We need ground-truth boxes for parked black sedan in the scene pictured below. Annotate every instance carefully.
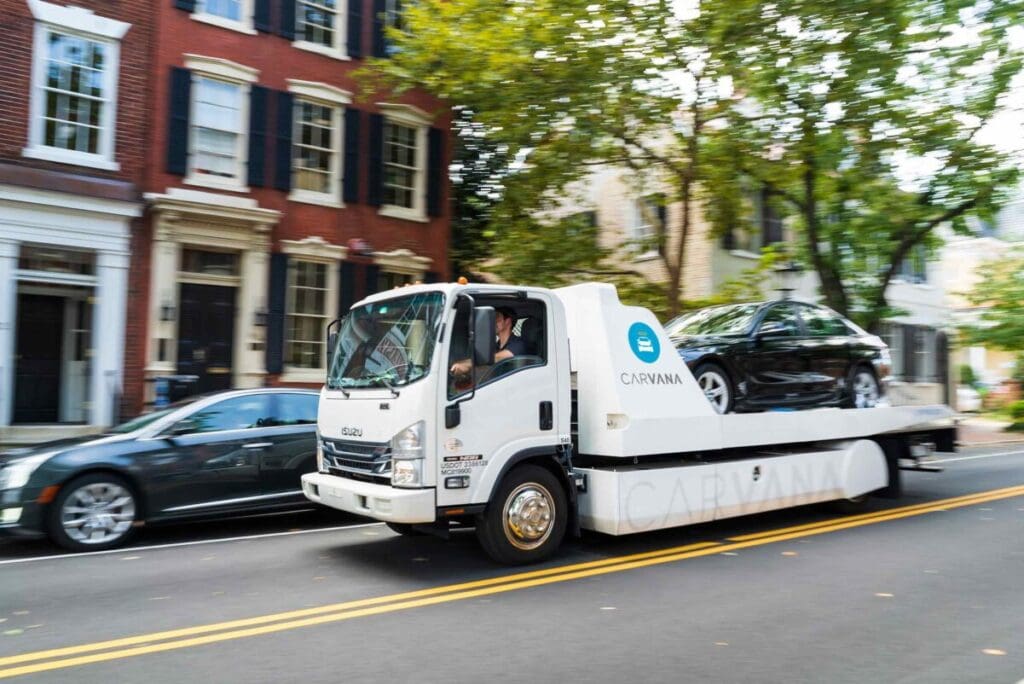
[0,388,321,551]
[665,300,891,414]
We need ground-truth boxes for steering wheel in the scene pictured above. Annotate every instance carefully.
[478,356,544,384]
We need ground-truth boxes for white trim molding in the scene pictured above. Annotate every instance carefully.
[281,236,348,262]
[183,54,260,83]
[373,248,432,275]
[28,0,131,39]
[377,103,433,126]
[287,80,353,106]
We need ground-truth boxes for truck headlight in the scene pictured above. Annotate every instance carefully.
[316,436,327,473]
[0,452,55,491]
[391,421,425,488]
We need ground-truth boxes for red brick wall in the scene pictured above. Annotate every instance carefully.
[0,0,153,186]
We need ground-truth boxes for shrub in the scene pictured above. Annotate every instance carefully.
[1010,400,1024,422]
[959,364,977,387]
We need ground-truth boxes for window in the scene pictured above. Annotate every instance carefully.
[798,306,849,337]
[292,100,339,199]
[198,0,242,21]
[189,76,246,185]
[723,186,783,254]
[758,304,800,336]
[185,395,273,433]
[895,245,928,284]
[378,271,414,291]
[286,261,329,369]
[272,394,319,426]
[630,195,664,258]
[383,121,419,210]
[18,245,95,275]
[297,0,340,49]
[180,249,240,276]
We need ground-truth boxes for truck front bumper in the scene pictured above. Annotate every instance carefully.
[301,473,436,524]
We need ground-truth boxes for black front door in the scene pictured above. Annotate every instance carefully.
[177,283,236,395]
[13,294,64,424]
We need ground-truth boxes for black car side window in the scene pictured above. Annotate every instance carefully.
[272,394,319,426]
[799,306,849,337]
[185,396,274,434]
[759,305,800,336]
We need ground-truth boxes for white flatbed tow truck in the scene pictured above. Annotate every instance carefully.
[302,282,954,564]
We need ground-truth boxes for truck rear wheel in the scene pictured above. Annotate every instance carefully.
[476,464,567,565]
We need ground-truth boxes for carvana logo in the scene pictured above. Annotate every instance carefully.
[628,322,660,364]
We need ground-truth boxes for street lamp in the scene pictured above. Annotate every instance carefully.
[774,259,803,300]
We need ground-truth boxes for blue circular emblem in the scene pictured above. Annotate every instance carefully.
[628,322,660,364]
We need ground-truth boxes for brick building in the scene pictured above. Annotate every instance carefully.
[0,0,152,444]
[124,0,451,413]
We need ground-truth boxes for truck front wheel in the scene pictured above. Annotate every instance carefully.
[476,464,567,565]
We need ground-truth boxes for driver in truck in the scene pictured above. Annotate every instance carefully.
[449,306,524,378]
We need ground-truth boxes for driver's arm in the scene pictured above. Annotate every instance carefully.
[494,349,514,363]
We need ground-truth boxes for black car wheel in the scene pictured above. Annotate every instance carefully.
[47,473,139,552]
[694,363,734,414]
[846,366,881,409]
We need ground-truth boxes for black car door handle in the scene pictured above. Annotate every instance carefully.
[242,442,272,449]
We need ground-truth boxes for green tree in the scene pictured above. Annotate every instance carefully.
[372,0,767,317]
[961,249,1024,352]
[710,0,1022,331]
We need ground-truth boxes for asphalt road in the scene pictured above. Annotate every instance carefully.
[1,444,1022,683]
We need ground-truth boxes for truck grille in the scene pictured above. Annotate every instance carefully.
[322,438,392,484]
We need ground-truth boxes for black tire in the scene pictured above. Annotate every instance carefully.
[385,522,424,536]
[476,464,567,565]
[844,365,881,409]
[693,362,734,414]
[47,473,139,552]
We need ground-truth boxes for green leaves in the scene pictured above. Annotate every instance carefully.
[961,248,1024,352]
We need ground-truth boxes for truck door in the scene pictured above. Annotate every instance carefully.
[438,296,561,508]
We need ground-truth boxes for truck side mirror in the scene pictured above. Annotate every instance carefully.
[472,306,496,366]
[325,318,342,373]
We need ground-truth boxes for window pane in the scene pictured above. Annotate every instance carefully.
[273,394,319,425]
[187,395,273,433]
[200,0,242,21]
[42,31,106,156]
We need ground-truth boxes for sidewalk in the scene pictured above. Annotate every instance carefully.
[956,415,1024,447]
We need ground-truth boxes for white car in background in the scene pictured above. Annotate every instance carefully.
[956,386,982,413]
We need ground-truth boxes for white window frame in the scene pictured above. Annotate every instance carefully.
[373,248,432,284]
[280,238,346,383]
[192,0,256,35]
[378,104,430,223]
[182,55,259,194]
[287,80,352,208]
[23,0,130,171]
[630,195,661,262]
[293,0,350,61]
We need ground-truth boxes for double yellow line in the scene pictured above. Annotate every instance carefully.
[3,483,1023,679]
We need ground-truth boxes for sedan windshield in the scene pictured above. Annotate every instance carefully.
[666,303,761,337]
[327,292,445,390]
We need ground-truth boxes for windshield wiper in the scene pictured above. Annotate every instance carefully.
[373,375,401,398]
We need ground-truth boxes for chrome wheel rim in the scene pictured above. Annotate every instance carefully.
[698,370,730,414]
[853,371,879,408]
[61,482,136,545]
[502,483,555,551]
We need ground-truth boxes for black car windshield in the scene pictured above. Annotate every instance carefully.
[107,399,197,434]
[327,292,445,390]
[666,303,761,337]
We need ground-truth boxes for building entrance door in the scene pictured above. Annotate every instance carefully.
[177,283,236,396]
[13,294,64,423]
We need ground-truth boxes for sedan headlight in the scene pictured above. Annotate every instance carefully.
[0,452,56,491]
[391,421,425,488]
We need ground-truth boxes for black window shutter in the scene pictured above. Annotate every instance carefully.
[248,85,268,188]
[371,0,386,57]
[339,261,356,316]
[343,108,361,203]
[427,127,444,217]
[424,271,439,283]
[902,325,916,382]
[347,0,363,57]
[274,91,294,192]
[267,253,289,374]
[721,229,735,250]
[365,264,381,296]
[174,0,196,11]
[367,113,384,206]
[279,0,296,40]
[254,0,271,32]
[166,67,191,175]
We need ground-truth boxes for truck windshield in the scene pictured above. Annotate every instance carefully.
[327,292,445,390]
[665,303,761,337]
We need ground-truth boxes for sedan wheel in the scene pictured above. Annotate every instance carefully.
[48,474,138,551]
[851,369,880,409]
[694,364,733,414]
